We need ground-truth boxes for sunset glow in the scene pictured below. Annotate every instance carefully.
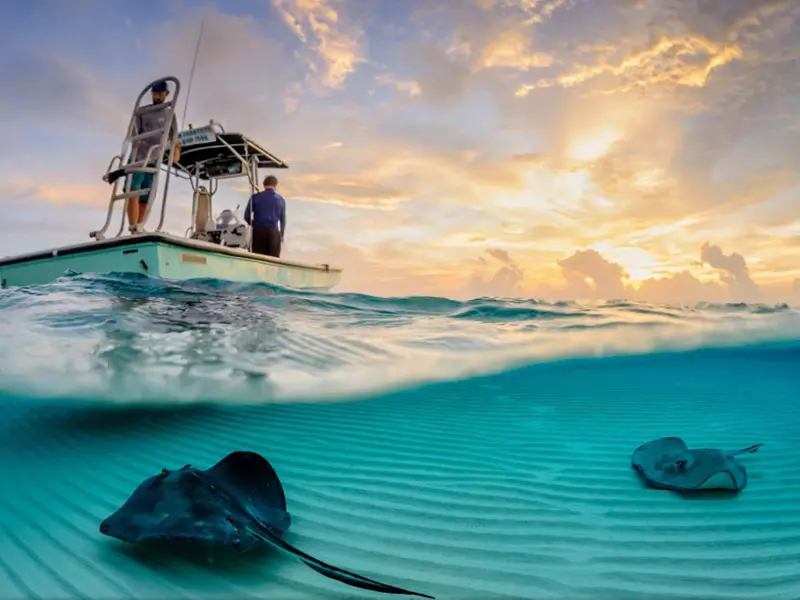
[1,0,799,304]
[569,130,622,162]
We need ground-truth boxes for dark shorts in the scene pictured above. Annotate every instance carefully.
[251,227,282,257]
[127,171,155,204]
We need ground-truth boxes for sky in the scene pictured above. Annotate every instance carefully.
[1,0,799,304]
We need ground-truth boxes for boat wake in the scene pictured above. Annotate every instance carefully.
[0,272,798,405]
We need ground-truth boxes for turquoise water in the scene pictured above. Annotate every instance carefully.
[1,273,799,598]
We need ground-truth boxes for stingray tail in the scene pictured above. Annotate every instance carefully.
[247,526,434,599]
[732,443,763,456]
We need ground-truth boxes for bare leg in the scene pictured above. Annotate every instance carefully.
[137,201,148,230]
[126,198,140,231]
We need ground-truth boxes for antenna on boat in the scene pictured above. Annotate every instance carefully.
[181,20,205,129]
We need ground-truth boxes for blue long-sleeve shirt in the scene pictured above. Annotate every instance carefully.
[244,188,286,233]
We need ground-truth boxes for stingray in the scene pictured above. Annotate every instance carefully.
[631,437,763,492]
[100,451,433,598]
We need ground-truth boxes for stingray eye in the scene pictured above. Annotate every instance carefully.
[675,459,687,471]
[159,469,169,478]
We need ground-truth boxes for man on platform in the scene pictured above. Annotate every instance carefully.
[125,79,181,231]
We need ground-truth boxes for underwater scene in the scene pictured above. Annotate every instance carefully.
[0,273,799,599]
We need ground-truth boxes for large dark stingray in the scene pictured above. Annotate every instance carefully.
[632,437,763,493]
[100,451,433,598]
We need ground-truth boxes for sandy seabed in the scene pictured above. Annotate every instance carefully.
[0,348,798,599]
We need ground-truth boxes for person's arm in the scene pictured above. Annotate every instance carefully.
[280,198,286,239]
[130,114,143,162]
[244,197,252,225]
[170,114,181,163]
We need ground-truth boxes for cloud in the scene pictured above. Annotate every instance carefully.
[661,0,795,44]
[406,43,474,104]
[556,249,629,299]
[635,269,730,304]
[524,243,766,303]
[393,0,561,106]
[2,0,799,304]
[476,28,554,70]
[515,34,741,97]
[2,177,108,209]
[469,0,572,24]
[280,132,529,212]
[515,0,799,97]
[289,235,452,298]
[144,7,300,128]
[468,248,526,298]
[270,0,365,89]
[286,174,409,209]
[700,241,759,301]
[0,50,128,130]
[0,202,107,257]
[375,74,422,97]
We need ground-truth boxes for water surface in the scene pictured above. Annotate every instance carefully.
[0,273,798,599]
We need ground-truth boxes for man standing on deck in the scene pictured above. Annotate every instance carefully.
[244,175,286,257]
[126,80,181,232]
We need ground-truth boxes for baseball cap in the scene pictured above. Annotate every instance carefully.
[151,80,168,93]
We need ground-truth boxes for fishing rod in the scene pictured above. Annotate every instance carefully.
[182,20,205,130]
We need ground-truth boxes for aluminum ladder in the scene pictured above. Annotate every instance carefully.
[91,76,182,240]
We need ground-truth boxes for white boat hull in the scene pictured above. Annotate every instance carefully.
[0,233,341,291]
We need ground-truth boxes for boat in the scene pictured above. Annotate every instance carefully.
[0,76,342,291]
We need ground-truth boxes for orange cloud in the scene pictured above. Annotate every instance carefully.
[514,0,798,97]
[286,174,409,209]
[271,0,365,88]
[533,243,764,303]
[3,177,108,208]
[516,35,742,96]
[700,242,759,300]
[473,0,570,24]
[477,29,554,70]
[5,0,800,305]
[468,248,526,298]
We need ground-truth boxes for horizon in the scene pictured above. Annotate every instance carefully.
[1,0,799,304]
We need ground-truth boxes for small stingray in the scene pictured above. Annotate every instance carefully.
[632,437,763,492]
[100,451,433,598]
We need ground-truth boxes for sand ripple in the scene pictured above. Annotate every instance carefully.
[0,348,798,598]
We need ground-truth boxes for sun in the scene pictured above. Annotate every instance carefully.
[569,129,622,162]
[592,243,661,283]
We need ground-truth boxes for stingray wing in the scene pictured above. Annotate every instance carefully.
[245,524,434,599]
[205,451,289,518]
[632,439,751,492]
[100,469,247,547]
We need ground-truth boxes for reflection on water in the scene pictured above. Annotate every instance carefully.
[0,272,798,404]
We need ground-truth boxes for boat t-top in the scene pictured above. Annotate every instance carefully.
[0,76,342,291]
